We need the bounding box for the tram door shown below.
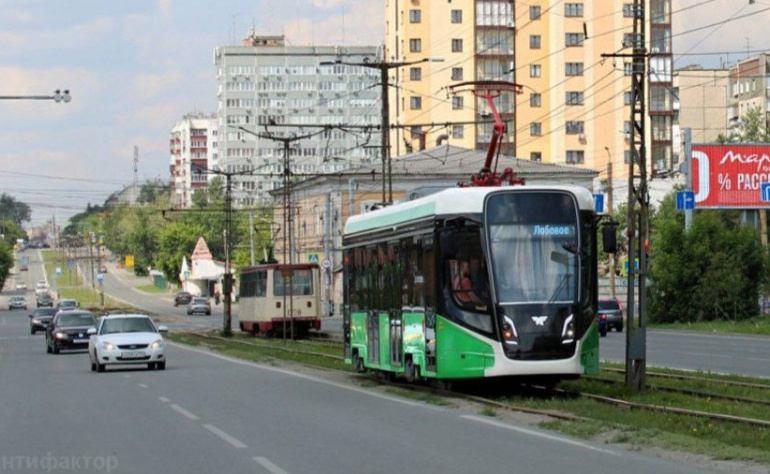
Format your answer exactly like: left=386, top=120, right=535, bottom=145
left=367, top=312, right=380, bottom=364
left=389, top=313, right=403, bottom=367
left=425, top=308, right=437, bottom=372
left=343, top=305, right=351, bottom=360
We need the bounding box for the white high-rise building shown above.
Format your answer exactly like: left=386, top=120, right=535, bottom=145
left=169, top=112, right=219, bottom=208
left=214, top=34, right=382, bottom=207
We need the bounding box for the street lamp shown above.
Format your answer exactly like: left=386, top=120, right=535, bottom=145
left=0, top=89, right=72, bottom=102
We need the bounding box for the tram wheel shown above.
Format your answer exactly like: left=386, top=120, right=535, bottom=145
left=404, top=358, right=418, bottom=383
left=353, top=352, right=365, bottom=373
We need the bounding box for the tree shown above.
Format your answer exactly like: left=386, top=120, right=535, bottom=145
left=138, top=179, right=170, bottom=204
left=647, top=191, right=769, bottom=322
left=716, top=106, right=769, bottom=143
left=157, top=221, right=205, bottom=284
left=0, top=193, right=31, bottom=226
left=0, top=242, right=13, bottom=289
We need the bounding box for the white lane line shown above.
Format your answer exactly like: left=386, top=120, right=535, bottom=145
left=138, top=383, right=148, bottom=388
left=253, top=457, right=290, bottom=474
left=680, top=352, right=732, bottom=359
left=461, top=415, right=618, bottom=455
left=158, top=397, right=170, bottom=403
left=747, top=357, right=770, bottom=363
left=202, top=424, right=247, bottom=449
left=170, top=404, right=200, bottom=421
left=168, top=342, right=423, bottom=408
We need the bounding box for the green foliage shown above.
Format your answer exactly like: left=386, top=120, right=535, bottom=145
left=0, top=193, right=31, bottom=226
left=716, top=106, right=769, bottom=143
left=157, top=221, right=205, bottom=284
left=137, top=179, right=170, bottom=204
left=648, top=192, right=768, bottom=322
left=0, top=218, right=26, bottom=244
left=0, top=242, right=13, bottom=288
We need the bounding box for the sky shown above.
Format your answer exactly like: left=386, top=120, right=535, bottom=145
left=0, top=0, right=767, bottom=228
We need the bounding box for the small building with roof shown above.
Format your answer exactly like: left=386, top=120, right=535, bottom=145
left=179, top=237, right=228, bottom=297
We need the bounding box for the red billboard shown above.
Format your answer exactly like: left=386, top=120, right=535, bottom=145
left=692, top=144, right=770, bottom=208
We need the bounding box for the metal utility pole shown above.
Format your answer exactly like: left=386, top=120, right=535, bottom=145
left=223, top=174, right=234, bottom=337
left=601, top=0, right=648, bottom=390
left=320, top=57, right=442, bottom=205
left=683, top=128, right=693, bottom=230
left=88, top=234, right=96, bottom=290
left=249, top=211, right=256, bottom=266
left=96, top=238, right=104, bottom=310
left=607, top=159, right=616, bottom=298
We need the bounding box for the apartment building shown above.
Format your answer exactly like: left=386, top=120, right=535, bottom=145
left=672, top=67, right=729, bottom=160
left=728, top=54, right=770, bottom=135
left=385, top=0, right=674, bottom=204
left=169, top=113, right=219, bottom=208
left=213, top=34, right=382, bottom=208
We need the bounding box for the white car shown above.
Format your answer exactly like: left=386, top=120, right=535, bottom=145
left=15, top=281, right=27, bottom=291
left=88, top=314, right=168, bottom=372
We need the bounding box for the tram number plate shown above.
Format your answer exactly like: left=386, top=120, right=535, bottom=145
left=121, top=351, right=145, bottom=359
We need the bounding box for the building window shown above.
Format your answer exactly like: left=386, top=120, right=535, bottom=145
left=409, top=10, right=421, bottom=23
left=530, top=6, right=541, bottom=19
left=565, top=62, right=584, bottom=76
left=530, top=93, right=542, bottom=107
left=530, top=152, right=542, bottom=162
left=451, top=67, right=463, bottom=81
left=566, top=121, right=584, bottom=135
left=564, top=3, right=584, bottom=17
left=452, top=96, right=464, bottom=110
left=566, top=150, right=584, bottom=164
left=624, top=91, right=633, bottom=105
left=530, top=122, right=542, bottom=136
left=451, top=9, right=462, bottom=23
left=410, top=67, right=422, bottom=81
left=625, top=150, right=635, bottom=163
left=530, top=64, right=542, bottom=78
left=623, top=33, right=643, bottom=49
left=566, top=33, right=584, bottom=47
left=624, top=121, right=632, bottom=138
left=623, top=4, right=642, bottom=18
left=410, top=126, right=422, bottom=140
left=410, top=96, right=422, bottom=110
left=452, top=39, right=463, bottom=52
left=529, top=35, right=541, bottom=49
left=452, top=125, right=464, bottom=139
left=566, top=91, right=584, bottom=105
left=409, top=39, right=422, bottom=52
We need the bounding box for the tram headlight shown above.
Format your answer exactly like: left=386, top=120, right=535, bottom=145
left=502, top=315, right=518, bottom=345
left=561, top=314, right=575, bottom=344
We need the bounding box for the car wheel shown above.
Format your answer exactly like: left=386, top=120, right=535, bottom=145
left=599, top=326, right=607, bottom=337
left=52, top=343, right=60, bottom=354
left=157, top=361, right=166, bottom=370
left=206, top=311, right=211, bottom=316
left=95, top=353, right=105, bottom=373
left=30, top=328, right=35, bottom=335
left=187, top=311, right=192, bottom=315
left=147, top=362, right=156, bottom=370
left=46, top=342, right=52, bottom=353
left=616, top=325, right=623, bottom=333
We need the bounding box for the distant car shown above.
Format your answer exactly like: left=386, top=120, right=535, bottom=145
left=88, top=313, right=168, bottom=372
left=46, top=310, right=97, bottom=354
left=99, top=266, right=107, bottom=274
left=187, top=297, right=211, bottom=316
left=15, top=281, right=27, bottom=291
left=36, top=293, right=54, bottom=308
left=173, top=291, right=192, bottom=307
left=35, top=281, right=49, bottom=295
left=598, top=297, right=624, bottom=337
left=56, top=299, right=78, bottom=310
left=29, top=307, right=58, bottom=335
left=8, top=296, right=27, bottom=310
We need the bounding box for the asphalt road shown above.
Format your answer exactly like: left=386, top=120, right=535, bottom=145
left=0, top=303, right=720, bottom=474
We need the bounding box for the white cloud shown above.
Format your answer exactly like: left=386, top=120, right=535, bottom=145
left=0, top=17, right=117, bottom=53
left=132, top=71, right=185, bottom=100
left=284, top=1, right=383, bottom=45
left=158, top=0, right=173, bottom=17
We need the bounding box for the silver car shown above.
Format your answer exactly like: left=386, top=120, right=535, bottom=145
left=187, top=297, right=211, bottom=316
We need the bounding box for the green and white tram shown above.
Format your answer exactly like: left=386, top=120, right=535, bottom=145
left=342, top=186, right=601, bottom=383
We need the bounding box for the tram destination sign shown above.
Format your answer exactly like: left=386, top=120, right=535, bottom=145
left=691, top=144, right=770, bottom=208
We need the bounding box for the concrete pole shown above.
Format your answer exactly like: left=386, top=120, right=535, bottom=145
left=607, top=160, right=616, bottom=298
left=684, top=128, right=693, bottom=230
left=249, top=211, right=256, bottom=266
left=324, top=193, right=332, bottom=317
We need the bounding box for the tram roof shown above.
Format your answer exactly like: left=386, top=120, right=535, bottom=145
left=344, top=185, right=594, bottom=236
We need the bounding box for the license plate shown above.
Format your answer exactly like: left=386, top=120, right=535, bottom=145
left=73, top=339, right=88, bottom=344
left=122, top=351, right=145, bottom=359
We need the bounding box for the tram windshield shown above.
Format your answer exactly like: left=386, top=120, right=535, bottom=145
left=273, top=269, right=314, bottom=297
left=486, top=192, right=579, bottom=305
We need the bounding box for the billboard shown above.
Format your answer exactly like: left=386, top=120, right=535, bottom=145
left=692, top=144, right=770, bottom=208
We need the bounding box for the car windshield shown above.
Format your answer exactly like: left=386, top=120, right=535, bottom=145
left=59, top=301, right=77, bottom=307
left=99, top=317, right=157, bottom=334
left=192, top=298, right=208, bottom=304
left=599, top=300, right=621, bottom=311
left=58, top=313, right=96, bottom=327
left=11, top=297, right=24, bottom=301
left=34, top=308, right=58, bottom=316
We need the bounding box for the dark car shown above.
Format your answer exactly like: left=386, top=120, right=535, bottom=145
left=174, top=291, right=193, bottom=307
left=46, top=310, right=97, bottom=354
left=29, top=307, right=58, bottom=335
left=598, top=297, right=624, bottom=337
left=56, top=299, right=78, bottom=310
left=36, top=293, right=54, bottom=308
left=187, top=297, right=211, bottom=316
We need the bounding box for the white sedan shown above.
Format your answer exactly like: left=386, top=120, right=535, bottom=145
left=88, top=313, right=168, bottom=372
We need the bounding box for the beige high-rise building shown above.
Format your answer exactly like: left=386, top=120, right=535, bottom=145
left=672, top=67, right=729, bottom=161
left=385, top=0, right=674, bottom=205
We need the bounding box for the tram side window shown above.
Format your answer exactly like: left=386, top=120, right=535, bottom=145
left=255, top=271, right=267, bottom=297
left=240, top=271, right=256, bottom=297
left=400, top=239, right=413, bottom=307
left=368, top=246, right=379, bottom=310
left=580, top=212, right=596, bottom=325
left=419, top=235, right=435, bottom=308
left=388, top=241, right=400, bottom=311
left=345, top=249, right=359, bottom=310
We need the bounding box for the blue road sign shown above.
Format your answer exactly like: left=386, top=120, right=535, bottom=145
left=676, top=191, right=695, bottom=211
left=97, top=273, right=104, bottom=283
left=592, top=194, right=605, bottom=213
left=762, top=183, right=770, bottom=202
left=308, top=254, right=319, bottom=263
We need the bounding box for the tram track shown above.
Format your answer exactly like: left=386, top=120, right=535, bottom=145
left=176, top=330, right=770, bottom=430
left=601, top=367, right=770, bottom=391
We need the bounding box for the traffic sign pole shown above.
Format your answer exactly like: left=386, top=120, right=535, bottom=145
left=684, top=128, right=693, bottom=230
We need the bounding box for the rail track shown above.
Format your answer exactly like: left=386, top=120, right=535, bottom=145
left=179, top=331, right=770, bottom=429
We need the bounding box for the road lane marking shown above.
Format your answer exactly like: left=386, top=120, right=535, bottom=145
left=253, top=457, right=290, bottom=474
left=170, top=404, right=200, bottom=421
left=747, top=357, right=770, bottom=363
left=202, top=424, right=247, bottom=448
left=158, top=397, right=170, bottom=403
left=680, top=352, right=732, bottom=359
left=138, top=383, right=148, bottom=388
left=168, top=342, right=423, bottom=408
left=123, top=374, right=131, bottom=378
left=461, top=415, right=618, bottom=455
